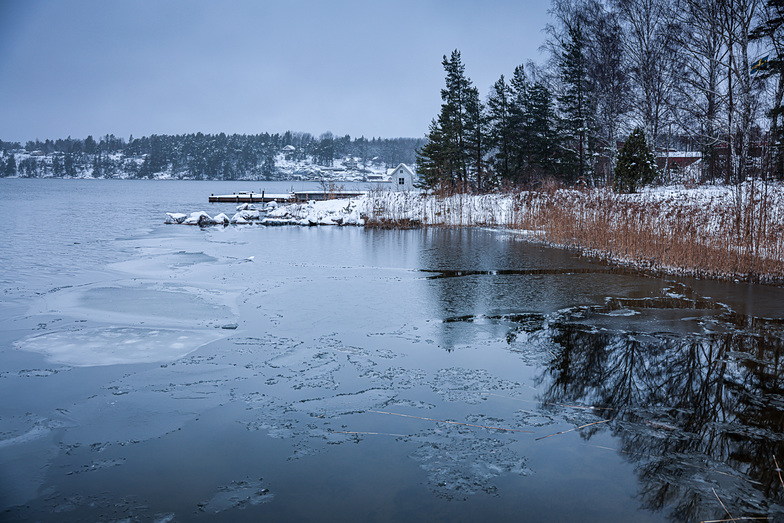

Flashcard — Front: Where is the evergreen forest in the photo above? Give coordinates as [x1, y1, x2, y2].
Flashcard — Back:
[0, 133, 423, 181]
[417, 0, 784, 191]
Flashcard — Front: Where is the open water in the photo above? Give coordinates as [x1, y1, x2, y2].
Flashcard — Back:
[2, 178, 784, 522]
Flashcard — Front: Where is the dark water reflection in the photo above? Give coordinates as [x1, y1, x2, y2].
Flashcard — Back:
[538, 292, 784, 520]
[417, 228, 784, 520]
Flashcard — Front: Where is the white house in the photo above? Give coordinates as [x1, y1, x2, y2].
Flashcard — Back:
[389, 163, 417, 191]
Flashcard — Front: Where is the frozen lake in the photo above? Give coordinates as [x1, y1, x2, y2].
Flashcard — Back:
[2, 178, 784, 521]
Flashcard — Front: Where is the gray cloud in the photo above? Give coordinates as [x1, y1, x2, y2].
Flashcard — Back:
[0, 0, 551, 141]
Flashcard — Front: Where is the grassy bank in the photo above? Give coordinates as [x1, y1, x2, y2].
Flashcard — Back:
[365, 183, 784, 284]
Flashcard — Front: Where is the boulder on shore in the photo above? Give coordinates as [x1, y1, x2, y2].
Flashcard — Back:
[165, 212, 188, 224]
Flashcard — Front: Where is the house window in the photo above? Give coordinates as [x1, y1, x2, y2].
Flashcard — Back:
[398, 178, 405, 185]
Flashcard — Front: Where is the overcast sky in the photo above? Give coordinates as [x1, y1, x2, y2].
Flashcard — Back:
[0, 0, 552, 142]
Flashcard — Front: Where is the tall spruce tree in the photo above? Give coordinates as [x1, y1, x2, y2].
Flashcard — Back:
[486, 75, 515, 182]
[416, 49, 477, 189]
[557, 23, 595, 183]
[508, 65, 530, 181]
[416, 120, 446, 188]
[463, 85, 487, 191]
[525, 82, 558, 180]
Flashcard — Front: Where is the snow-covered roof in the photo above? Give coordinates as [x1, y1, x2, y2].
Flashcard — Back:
[656, 151, 702, 158]
[387, 163, 416, 176]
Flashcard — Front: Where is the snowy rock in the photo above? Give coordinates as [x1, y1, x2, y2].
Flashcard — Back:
[183, 211, 216, 226]
[164, 212, 187, 224]
[238, 209, 260, 221]
[230, 212, 250, 224]
[174, 195, 371, 227]
[236, 203, 259, 211]
[213, 213, 230, 225]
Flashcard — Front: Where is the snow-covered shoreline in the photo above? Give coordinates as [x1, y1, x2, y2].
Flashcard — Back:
[166, 197, 367, 227]
[166, 183, 784, 284]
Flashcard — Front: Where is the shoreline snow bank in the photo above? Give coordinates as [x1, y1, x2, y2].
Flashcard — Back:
[164, 184, 784, 283]
[166, 198, 367, 227]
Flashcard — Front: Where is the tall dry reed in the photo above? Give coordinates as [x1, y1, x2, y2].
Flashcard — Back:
[364, 185, 784, 283]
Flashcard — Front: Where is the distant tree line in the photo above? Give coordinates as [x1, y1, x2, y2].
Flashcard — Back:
[0, 133, 423, 180]
[418, 0, 784, 191]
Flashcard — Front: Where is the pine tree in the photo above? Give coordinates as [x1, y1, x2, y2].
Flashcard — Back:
[557, 23, 595, 183]
[486, 75, 514, 182]
[525, 82, 558, 179]
[416, 49, 477, 190]
[463, 85, 487, 191]
[84, 135, 96, 155]
[508, 64, 530, 179]
[4, 153, 16, 177]
[416, 119, 446, 188]
[614, 127, 657, 193]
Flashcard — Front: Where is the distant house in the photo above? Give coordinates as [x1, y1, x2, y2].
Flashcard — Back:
[344, 158, 358, 170]
[282, 144, 296, 153]
[656, 151, 702, 171]
[389, 163, 417, 191]
[657, 151, 702, 183]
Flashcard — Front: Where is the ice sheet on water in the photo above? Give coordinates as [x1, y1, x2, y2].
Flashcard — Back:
[293, 388, 396, 417]
[431, 367, 524, 404]
[59, 390, 203, 445]
[76, 286, 234, 324]
[0, 416, 62, 511]
[409, 422, 531, 498]
[17, 327, 224, 366]
[198, 479, 273, 513]
[265, 347, 342, 390]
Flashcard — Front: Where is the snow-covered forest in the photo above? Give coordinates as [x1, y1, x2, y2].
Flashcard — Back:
[417, 0, 784, 191]
[0, 133, 423, 181]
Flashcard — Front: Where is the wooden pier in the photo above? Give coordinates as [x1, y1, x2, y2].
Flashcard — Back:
[209, 190, 366, 204]
[209, 191, 291, 203]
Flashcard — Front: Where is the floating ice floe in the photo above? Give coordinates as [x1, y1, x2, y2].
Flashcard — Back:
[17, 327, 225, 366]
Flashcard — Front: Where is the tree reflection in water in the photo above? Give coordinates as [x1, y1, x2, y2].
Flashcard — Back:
[538, 289, 784, 520]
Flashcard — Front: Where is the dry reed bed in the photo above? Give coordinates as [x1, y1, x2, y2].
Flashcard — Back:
[365, 184, 784, 284]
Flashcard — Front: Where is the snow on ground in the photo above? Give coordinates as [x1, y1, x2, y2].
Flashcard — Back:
[165, 182, 784, 231]
[264, 197, 365, 225]
[274, 154, 389, 182]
